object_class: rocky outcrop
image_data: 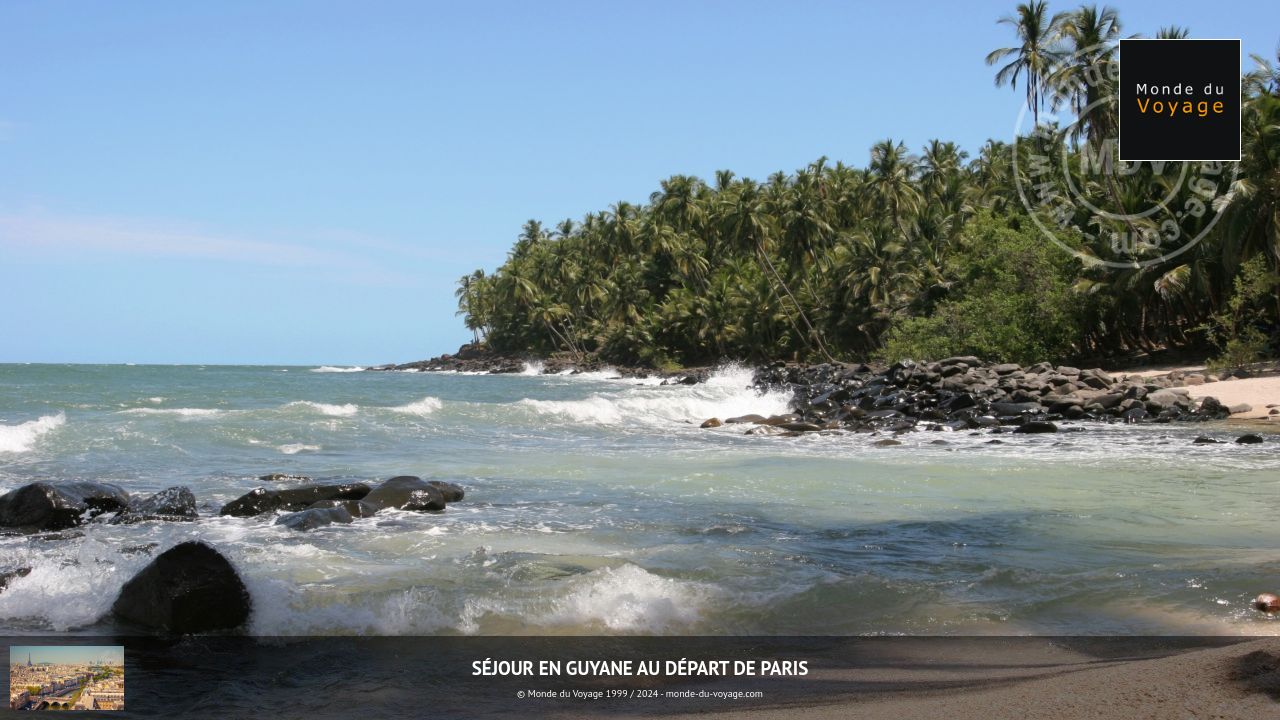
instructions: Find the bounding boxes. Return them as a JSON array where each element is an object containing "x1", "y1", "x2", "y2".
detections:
[
  {"x1": 111, "y1": 486, "x2": 198, "y2": 524},
  {"x1": 0, "y1": 482, "x2": 131, "y2": 532},
  {"x1": 369, "y1": 343, "x2": 708, "y2": 383},
  {"x1": 111, "y1": 541, "x2": 251, "y2": 634},
  {"x1": 219, "y1": 483, "x2": 371, "y2": 517},
  {"x1": 745, "y1": 359, "x2": 1237, "y2": 437}
]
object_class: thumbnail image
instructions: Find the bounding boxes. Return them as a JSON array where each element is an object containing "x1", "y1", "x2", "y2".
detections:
[{"x1": 9, "y1": 646, "x2": 124, "y2": 711}]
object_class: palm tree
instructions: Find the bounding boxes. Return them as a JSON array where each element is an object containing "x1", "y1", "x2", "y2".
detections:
[{"x1": 987, "y1": 1, "x2": 1065, "y2": 125}]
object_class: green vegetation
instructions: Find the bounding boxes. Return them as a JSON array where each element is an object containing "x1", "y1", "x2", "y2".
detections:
[{"x1": 456, "y1": 4, "x2": 1280, "y2": 368}]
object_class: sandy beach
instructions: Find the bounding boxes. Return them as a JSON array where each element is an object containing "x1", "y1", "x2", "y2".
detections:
[
  {"x1": 1117, "y1": 365, "x2": 1280, "y2": 422},
  {"x1": 649, "y1": 638, "x2": 1280, "y2": 720}
]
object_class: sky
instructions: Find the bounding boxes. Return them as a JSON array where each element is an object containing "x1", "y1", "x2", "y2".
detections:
[
  {"x1": 10, "y1": 645, "x2": 124, "y2": 666},
  {"x1": 1, "y1": 0, "x2": 1276, "y2": 365}
]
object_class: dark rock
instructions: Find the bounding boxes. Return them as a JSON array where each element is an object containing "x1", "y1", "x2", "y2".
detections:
[
  {"x1": 724, "y1": 414, "x2": 767, "y2": 424},
  {"x1": 275, "y1": 505, "x2": 354, "y2": 531},
  {"x1": 362, "y1": 476, "x2": 446, "y2": 512},
  {"x1": 0, "y1": 566, "x2": 31, "y2": 591},
  {"x1": 1012, "y1": 421, "x2": 1058, "y2": 434},
  {"x1": 426, "y1": 480, "x2": 465, "y2": 503},
  {"x1": 306, "y1": 498, "x2": 380, "y2": 518},
  {"x1": 1193, "y1": 435, "x2": 1221, "y2": 444},
  {"x1": 111, "y1": 541, "x2": 251, "y2": 634},
  {"x1": 700, "y1": 418, "x2": 722, "y2": 428},
  {"x1": 0, "y1": 482, "x2": 131, "y2": 531},
  {"x1": 219, "y1": 483, "x2": 371, "y2": 517},
  {"x1": 1237, "y1": 434, "x2": 1265, "y2": 445},
  {"x1": 872, "y1": 439, "x2": 902, "y2": 446},
  {"x1": 990, "y1": 402, "x2": 1042, "y2": 416},
  {"x1": 258, "y1": 473, "x2": 311, "y2": 482},
  {"x1": 780, "y1": 422, "x2": 823, "y2": 432},
  {"x1": 112, "y1": 486, "x2": 198, "y2": 524},
  {"x1": 992, "y1": 363, "x2": 1021, "y2": 375}
]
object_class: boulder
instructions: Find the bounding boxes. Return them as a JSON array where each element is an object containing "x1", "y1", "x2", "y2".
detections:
[
  {"x1": 1228, "y1": 403, "x2": 1254, "y2": 415},
  {"x1": 219, "y1": 483, "x2": 370, "y2": 517},
  {"x1": 780, "y1": 422, "x2": 823, "y2": 432},
  {"x1": 275, "y1": 505, "x2": 353, "y2": 531},
  {"x1": 1192, "y1": 435, "x2": 1221, "y2": 444},
  {"x1": 1013, "y1": 421, "x2": 1059, "y2": 434},
  {"x1": 306, "y1": 498, "x2": 380, "y2": 518},
  {"x1": 872, "y1": 438, "x2": 902, "y2": 446},
  {"x1": 362, "y1": 476, "x2": 446, "y2": 512},
  {"x1": 724, "y1": 414, "x2": 767, "y2": 424},
  {"x1": 426, "y1": 480, "x2": 465, "y2": 503},
  {"x1": 990, "y1": 401, "x2": 1042, "y2": 416},
  {"x1": 0, "y1": 482, "x2": 131, "y2": 531},
  {"x1": 111, "y1": 541, "x2": 251, "y2": 634},
  {"x1": 700, "y1": 418, "x2": 722, "y2": 428},
  {"x1": 112, "y1": 486, "x2": 198, "y2": 524},
  {"x1": 1237, "y1": 434, "x2": 1265, "y2": 445}
]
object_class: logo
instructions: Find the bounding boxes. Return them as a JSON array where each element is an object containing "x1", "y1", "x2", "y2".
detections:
[{"x1": 1013, "y1": 40, "x2": 1240, "y2": 269}]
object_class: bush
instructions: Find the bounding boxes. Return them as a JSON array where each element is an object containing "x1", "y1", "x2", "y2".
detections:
[{"x1": 878, "y1": 213, "x2": 1089, "y2": 365}]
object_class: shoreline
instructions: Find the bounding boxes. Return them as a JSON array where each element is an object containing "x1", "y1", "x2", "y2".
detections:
[{"x1": 377, "y1": 346, "x2": 1280, "y2": 437}]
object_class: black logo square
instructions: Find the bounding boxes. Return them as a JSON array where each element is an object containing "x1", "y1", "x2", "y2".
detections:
[{"x1": 1119, "y1": 39, "x2": 1240, "y2": 161}]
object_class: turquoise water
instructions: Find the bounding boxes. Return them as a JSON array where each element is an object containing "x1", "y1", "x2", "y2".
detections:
[{"x1": 1, "y1": 363, "x2": 1278, "y2": 636}]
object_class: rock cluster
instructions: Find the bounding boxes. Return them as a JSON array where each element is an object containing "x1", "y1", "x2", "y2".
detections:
[
  {"x1": 0, "y1": 481, "x2": 131, "y2": 532},
  {"x1": 0, "y1": 476, "x2": 466, "y2": 534},
  {"x1": 370, "y1": 343, "x2": 708, "y2": 383},
  {"x1": 255, "y1": 476, "x2": 466, "y2": 531},
  {"x1": 730, "y1": 358, "x2": 1252, "y2": 437}
]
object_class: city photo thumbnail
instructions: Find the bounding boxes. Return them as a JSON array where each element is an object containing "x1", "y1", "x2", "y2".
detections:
[{"x1": 9, "y1": 646, "x2": 124, "y2": 711}]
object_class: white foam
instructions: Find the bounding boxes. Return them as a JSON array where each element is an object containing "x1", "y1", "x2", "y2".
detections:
[
  {"x1": 387, "y1": 396, "x2": 443, "y2": 417},
  {"x1": 311, "y1": 366, "x2": 365, "y2": 373},
  {"x1": 278, "y1": 443, "x2": 321, "y2": 454},
  {"x1": 119, "y1": 407, "x2": 222, "y2": 417},
  {"x1": 537, "y1": 564, "x2": 710, "y2": 632},
  {"x1": 520, "y1": 360, "x2": 545, "y2": 376},
  {"x1": 0, "y1": 413, "x2": 66, "y2": 453},
  {"x1": 146, "y1": 396, "x2": 166, "y2": 403},
  {"x1": 516, "y1": 364, "x2": 788, "y2": 426},
  {"x1": 285, "y1": 401, "x2": 359, "y2": 417}
]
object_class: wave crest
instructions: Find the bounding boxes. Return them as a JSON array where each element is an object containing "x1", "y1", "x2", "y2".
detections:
[{"x1": 0, "y1": 413, "x2": 66, "y2": 453}]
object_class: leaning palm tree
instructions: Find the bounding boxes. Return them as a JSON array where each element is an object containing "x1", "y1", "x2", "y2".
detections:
[{"x1": 987, "y1": 1, "x2": 1065, "y2": 125}]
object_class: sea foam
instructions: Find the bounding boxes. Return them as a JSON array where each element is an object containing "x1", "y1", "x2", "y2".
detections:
[
  {"x1": 0, "y1": 413, "x2": 66, "y2": 453},
  {"x1": 516, "y1": 364, "x2": 788, "y2": 426},
  {"x1": 284, "y1": 401, "x2": 359, "y2": 417},
  {"x1": 388, "y1": 396, "x2": 444, "y2": 417},
  {"x1": 311, "y1": 366, "x2": 365, "y2": 373}
]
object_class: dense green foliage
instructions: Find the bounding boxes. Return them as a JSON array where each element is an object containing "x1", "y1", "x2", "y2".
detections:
[{"x1": 457, "y1": 4, "x2": 1280, "y2": 368}]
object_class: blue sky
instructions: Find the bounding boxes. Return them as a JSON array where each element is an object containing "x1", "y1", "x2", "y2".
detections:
[
  {"x1": 2, "y1": 1, "x2": 1276, "y2": 364},
  {"x1": 10, "y1": 645, "x2": 123, "y2": 666}
]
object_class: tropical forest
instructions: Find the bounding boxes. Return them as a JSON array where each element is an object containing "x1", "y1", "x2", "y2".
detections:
[{"x1": 454, "y1": 3, "x2": 1280, "y2": 369}]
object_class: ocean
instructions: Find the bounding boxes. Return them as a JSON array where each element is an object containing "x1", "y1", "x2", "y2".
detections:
[{"x1": 0, "y1": 363, "x2": 1277, "y2": 636}]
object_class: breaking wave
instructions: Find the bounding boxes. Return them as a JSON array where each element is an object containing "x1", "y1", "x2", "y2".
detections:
[
  {"x1": 0, "y1": 413, "x2": 66, "y2": 453},
  {"x1": 387, "y1": 396, "x2": 443, "y2": 417},
  {"x1": 310, "y1": 366, "x2": 365, "y2": 373},
  {"x1": 516, "y1": 365, "x2": 788, "y2": 426},
  {"x1": 284, "y1": 401, "x2": 359, "y2": 417}
]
